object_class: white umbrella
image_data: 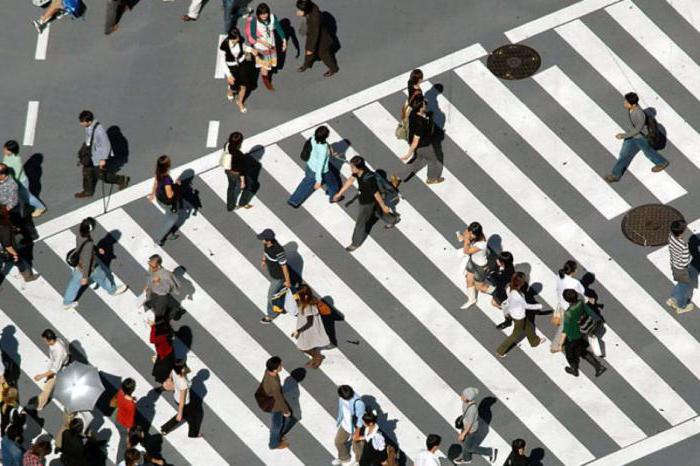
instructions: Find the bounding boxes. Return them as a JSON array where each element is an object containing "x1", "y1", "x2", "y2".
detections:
[{"x1": 53, "y1": 362, "x2": 105, "y2": 412}]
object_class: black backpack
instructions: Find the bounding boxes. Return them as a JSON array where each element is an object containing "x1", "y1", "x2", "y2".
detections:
[
  {"x1": 300, "y1": 138, "x2": 312, "y2": 162},
  {"x1": 371, "y1": 172, "x2": 400, "y2": 210},
  {"x1": 645, "y1": 113, "x2": 667, "y2": 151}
]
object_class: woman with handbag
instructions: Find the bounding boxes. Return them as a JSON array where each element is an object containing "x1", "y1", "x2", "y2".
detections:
[
  {"x1": 395, "y1": 69, "x2": 423, "y2": 141},
  {"x1": 222, "y1": 132, "x2": 255, "y2": 211},
  {"x1": 245, "y1": 3, "x2": 287, "y2": 91},
  {"x1": 495, "y1": 272, "x2": 542, "y2": 358},
  {"x1": 288, "y1": 125, "x2": 341, "y2": 208},
  {"x1": 488, "y1": 251, "x2": 515, "y2": 327},
  {"x1": 219, "y1": 28, "x2": 258, "y2": 113},
  {"x1": 291, "y1": 285, "x2": 330, "y2": 368},
  {"x1": 357, "y1": 410, "x2": 389, "y2": 466},
  {"x1": 147, "y1": 155, "x2": 185, "y2": 247}
]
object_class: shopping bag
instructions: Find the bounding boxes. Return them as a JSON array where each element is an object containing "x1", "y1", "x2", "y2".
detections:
[
  {"x1": 588, "y1": 334, "x2": 602, "y2": 357},
  {"x1": 284, "y1": 289, "x2": 298, "y2": 316}
]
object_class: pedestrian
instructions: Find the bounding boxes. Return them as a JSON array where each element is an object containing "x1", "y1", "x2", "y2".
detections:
[
  {"x1": 182, "y1": 0, "x2": 237, "y2": 31},
  {"x1": 0, "y1": 386, "x2": 21, "y2": 436},
  {"x1": 32, "y1": 0, "x2": 64, "y2": 33},
  {"x1": 454, "y1": 387, "x2": 497, "y2": 464},
  {"x1": 488, "y1": 251, "x2": 514, "y2": 317},
  {"x1": 257, "y1": 229, "x2": 293, "y2": 324},
  {"x1": 291, "y1": 284, "x2": 330, "y2": 368},
  {"x1": 333, "y1": 156, "x2": 399, "y2": 252},
  {"x1": 160, "y1": 360, "x2": 202, "y2": 438},
  {"x1": 32, "y1": 329, "x2": 69, "y2": 411},
  {"x1": 551, "y1": 260, "x2": 588, "y2": 353},
  {"x1": 219, "y1": 30, "x2": 257, "y2": 113},
  {"x1": 0, "y1": 204, "x2": 39, "y2": 283},
  {"x1": 104, "y1": 0, "x2": 131, "y2": 34},
  {"x1": 288, "y1": 125, "x2": 341, "y2": 208},
  {"x1": 667, "y1": 220, "x2": 695, "y2": 314},
  {"x1": 245, "y1": 3, "x2": 287, "y2": 91},
  {"x1": 1, "y1": 424, "x2": 24, "y2": 466},
  {"x1": 117, "y1": 448, "x2": 141, "y2": 466},
  {"x1": 502, "y1": 438, "x2": 529, "y2": 466},
  {"x1": 458, "y1": 222, "x2": 490, "y2": 309},
  {"x1": 54, "y1": 409, "x2": 76, "y2": 452},
  {"x1": 390, "y1": 95, "x2": 444, "y2": 189},
  {"x1": 22, "y1": 438, "x2": 52, "y2": 466},
  {"x1": 396, "y1": 69, "x2": 424, "y2": 141},
  {"x1": 149, "y1": 319, "x2": 175, "y2": 391},
  {"x1": 0, "y1": 164, "x2": 19, "y2": 218},
  {"x1": 604, "y1": 92, "x2": 669, "y2": 182},
  {"x1": 413, "y1": 433, "x2": 441, "y2": 466},
  {"x1": 62, "y1": 217, "x2": 128, "y2": 310},
  {"x1": 60, "y1": 418, "x2": 88, "y2": 466},
  {"x1": 2, "y1": 140, "x2": 46, "y2": 218},
  {"x1": 357, "y1": 410, "x2": 388, "y2": 466},
  {"x1": 222, "y1": 132, "x2": 255, "y2": 210},
  {"x1": 143, "y1": 254, "x2": 184, "y2": 321},
  {"x1": 295, "y1": 0, "x2": 339, "y2": 77},
  {"x1": 126, "y1": 427, "x2": 166, "y2": 465},
  {"x1": 112, "y1": 378, "x2": 136, "y2": 456},
  {"x1": 332, "y1": 385, "x2": 366, "y2": 465},
  {"x1": 495, "y1": 272, "x2": 542, "y2": 358},
  {"x1": 74, "y1": 111, "x2": 130, "y2": 199},
  {"x1": 258, "y1": 357, "x2": 293, "y2": 449},
  {"x1": 557, "y1": 289, "x2": 606, "y2": 378},
  {"x1": 147, "y1": 155, "x2": 185, "y2": 247}
]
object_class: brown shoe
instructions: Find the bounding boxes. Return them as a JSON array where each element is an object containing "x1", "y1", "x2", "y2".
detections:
[
  {"x1": 426, "y1": 177, "x2": 445, "y2": 185},
  {"x1": 74, "y1": 191, "x2": 93, "y2": 198},
  {"x1": 651, "y1": 161, "x2": 669, "y2": 172},
  {"x1": 275, "y1": 441, "x2": 289, "y2": 450},
  {"x1": 181, "y1": 15, "x2": 196, "y2": 21},
  {"x1": 603, "y1": 174, "x2": 619, "y2": 183}
]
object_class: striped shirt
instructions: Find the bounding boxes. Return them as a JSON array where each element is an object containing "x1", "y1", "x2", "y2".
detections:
[{"x1": 669, "y1": 233, "x2": 691, "y2": 269}]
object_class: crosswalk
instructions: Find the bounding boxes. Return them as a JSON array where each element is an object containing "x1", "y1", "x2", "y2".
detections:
[{"x1": 4, "y1": 1, "x2": 700, "y2": 464}]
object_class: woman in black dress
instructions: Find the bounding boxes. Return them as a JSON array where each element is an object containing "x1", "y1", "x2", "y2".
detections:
[
  {"x1": 219, "y1": 27, "x2": 257, "y2": 114},
  {"x1": 358, "y1": 411, "x2": 389, "y2": 466}
]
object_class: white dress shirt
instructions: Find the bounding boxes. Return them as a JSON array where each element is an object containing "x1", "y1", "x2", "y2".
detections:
[
  {"x1": 414, "y1": 449, "x2": 441, "y2": 466},
  {"x1": 503, "y1": 289, "x2": 542, "y2": 320},
  {"x1": 47, "y1": 338, "x2": 69, "y2": 374}
]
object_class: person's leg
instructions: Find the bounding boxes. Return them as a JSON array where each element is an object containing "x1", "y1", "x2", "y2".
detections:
[
  {"x1": 496, "y1": 318, "x2": 525, "y2": 355},
  {"x1": 184, "y1": 403, "x2": 203, "y2": 437},
  {"x1": 266, "y1": 278, "x2": 285, "y2": 318},
  {"x1": 463, "y1": 432, "x2": 493, "y2": 460},
  {"x1": 91, "y1": 260, "x2": 118, "y2": 294},
  {"x1": 225, "y1": 171, "x2": 240, "y2": 210},
  {"x1": 104, "y1": 0, "x2": 120, "y2": 33},
  {"x1": 268, "y1": 411, "x2": 283, "y2": 448},
  {"x1": 54, "y1": 411, "x2": 74, "y2": 448},
  {"x1": 62, "y1": 268, "x2": 84, "y2": 305},
  {"x1": 524, "y1": 318, "x2": 541, "y2": 346},
  {"x1": 302, "y1": 50, "x2": 317, "y2": 69},
  {"x1": 334, "y1": 427, "x2": 351, "y2": 461},
  {"x1": 352, "y1": 438, "x2": 364, "y2": 463},
  {"x1": 82, "y1": 166, "x2": 97, "y2": 195},
  {"x1": 36, "y1": 376, "x2": 57, "y2": 411},
  {"x1": 160, "y1": 413, "x2": 181, "y2": 435},
  {"x1": 156, "y1": 208, "x2": 179, "y2": 243},
  {"x1": 636, "y1": 137, "x2": 668, "y2": 166},
  {"x1": 322, "y1": 170, "x2": 340, "y2": 201},
  {"x1": 238, "y1": 175, "x2": 255, "y2": 206},
  {"x1": 40, "y1": 0, "x2": 63, "y2": 22},
  {"x1": 288, "y1": 167, "x2": 317, "y2": 207},
  {"x1": 424, "y1": 143, "x2": 443, "y2": 181},
  {"x1": 222, "y1": 0, "x2": 235, "y2": 33},
  {"x1": 237, "y1": 85, "x2": 248, "y2": 112},
  {"x1": 671, "y1": 281, "x2": 691, "y2": 308},
  {"x1": 185, "y1": 0, "x2": 204, "y2": 19},
  {"x1": 318, "y1": 46, "x2": 339, "y2": 73},
  {"x1": 350, "y1": 203, "x2": 376, "y2": 248},
  {"x1": 564, "y1": 339, "x2": 581, "y2": 372},
  {"x1": 611, "y1": 139, "x2": 639, "y2": 179}
]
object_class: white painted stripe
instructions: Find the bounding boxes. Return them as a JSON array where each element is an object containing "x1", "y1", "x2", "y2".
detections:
[
  {"x1": 206, "y1": 121, "x2": 220, "y2": 148},
  {"x1": 34, "y1": 24, "x2": 50, "y2": 60},
  {"x1": 607, "y1": 1, "x2": 700, "y2": 100},
  {"x1": 442, "y1": 70, "x2": 700, "y2": 382},
  {"x1": 214, "y1": 34, "x2": 227, "y2": 79},
  {"x1": 4, "y1": 274, "x2": 228, "y2": 465},
  {"x1": 354, "y1": 103, "x2": 648, "y2": 446},
  {"x1": 35, "y1": 43, "x2": 488, "y2": 241},
  {"x1": 505, "y1": 0, "x2": 623, "y2": 43},
  {"x1": 199, "y1": 168, "x2": 514, "y2": 459},
  {"x1": 43, "y1": 230, "x2": 293, "y2": 466},
  {"x1": 457, "y1": 61, "x2": 629, "y2": 220},
  {"x1": 23, "y1": 101, "x2": 39, "y2": 146},
  {"x1": 556, "y1": 20, "x2": 700, "y2": 171},
  {"x1": 156, "y1": 196, "x2": 430, "y2": 461},
  {"x1": 97, "y1": 209, "x2": 333, "y2": 461},
  {"x1": 533, "y1": 66, "x2": 686, "y2": 204},
  {"x1": 214, "y1": 145, "x2": 594, "y2": 465},
  {"x1": 588, "y1": 416, "x2": 700, "y2": 466},
  {"x1": 419, "y1": 89, "x2": 695, "y2": 427},
  {"x1": 666, "y1": 0, "x2": 700, "y2": 34}
]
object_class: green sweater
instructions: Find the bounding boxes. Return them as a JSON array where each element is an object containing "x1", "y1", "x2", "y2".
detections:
[
  {"x1": 1, "y1": 154, "x2": 26, "y2": 184},
  {"x1": 563, "y1": 301, "x2": 594, "y2": 341}
]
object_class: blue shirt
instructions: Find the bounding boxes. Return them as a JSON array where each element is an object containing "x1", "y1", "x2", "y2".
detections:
[
  {"x1": 1, "y1": 436, "x2": 24, "y2": 466},
  {"x1": 306, "y1": 139, "x2": 330, "y2": 184}
]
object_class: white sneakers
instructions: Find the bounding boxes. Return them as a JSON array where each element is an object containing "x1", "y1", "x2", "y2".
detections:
[
  {"x1": 331, "y1": 459, "x2": 357, "y2": 466},
  {"x1": 113, "y1": 284, "x2": 128, "y2": 296},
  {"x1": 63, "y1": 301, "x2": 78, "y2": 311}
]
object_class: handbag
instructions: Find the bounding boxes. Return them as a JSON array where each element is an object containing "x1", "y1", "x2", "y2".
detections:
[
  {"x1": 65, "y1": 239, "x2": 92, "y2": 267},
  {"x1": 254, "y1": 383, "x2": 275, "y2": 412},
  {"x1": 283, "y1": 289, "x2": 299, "y2": 316},
  {"x1": 588, "y1": 334, "x2": 602, "y2": 357},
  {"x1": 316, "y1": 299, "x2": 332, "y2": 316},
  {"x1": 219, "y1": 144, "x2": 232, "y2": 170},
  {"x1": 394, "y1": 120, "x2": 408, "y2": 141},
  {"x1": 550, "y1": 310, "x2": 562, "y2": 327},
  {"x1": 672, "y1": 267, "x2": 691, "y2": 284}
]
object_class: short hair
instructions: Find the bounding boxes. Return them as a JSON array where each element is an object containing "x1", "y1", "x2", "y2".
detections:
[
  {"x1": 296, "y1": 0, "x2": 312, "y2": 13},
  {"x1": 121, "y1": 378, "x2": 136, "y2": 396},
  {"x1": 349, "y1": 156, "x2": 366, "y2": 170},
  {"x1": 426, "y1": 433, "x2": 441, "y2": 450},
  {"x1": 314, "y1": 125, "x2": 330, "y2": 144},
  {"x1": 148, "y1": 254, "x2": 163, "y2": 266},
  {"x1": 41, "y1": 329, "x2": 57, "y2": 341},
  {"x1": 78, "y1": 217, "x2": 96, "y2": 239},
  {"x1": 69, "y1": 417, "x2": 84, "y2": 434},
  {"x1": 670, "y1": 220, "x2": 686, "y2": 237},
  {"x1": 362, "y1": 410, "x2": 377, "y2": 424},
  {"x1": 79, "y1": 110, "x2": 94, "y2": 123},
  {"x1": 266, "y1": 356, "x2": 282, "y2": 372},
  {"x1": 256, "y1": 2, "x2": 270, "y2": 17},
  {"x1": 624, "y1": 92, "x2": 639, "y2": 105},
  {"x1": 3, "y1": 140, "x2": 19, "y2": 154},
  {"x1": 0, "y1": 164, "x2": 8, "y2": 176},
  {"x1": 337, "y1": 385, "x2": 354, "y2": 400},
  {"x1": 228, "y1": 131, "x2": 244, "y2": 151},
  {"x1": 6, "y1": 424, "x2": 23, "y2": 442},
  {"x1": 563, "y1": 288, "x2": 579, "y2": 304},
  {"x1": 124, "y1": 448, "x2": 142, "y2": 466},
  {"x1": 512, "y1": 438, "x2": 526, "y2": 452},
  {"x1": 227, "y1": 27, "x2": 242, "y2": 41}
]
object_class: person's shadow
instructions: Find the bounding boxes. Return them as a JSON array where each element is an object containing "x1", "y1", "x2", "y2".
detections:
[
  {"x1": 282, "y1": 368, "x2": 305, "y2": 422},
  {"x1": 321, "y1": 11, "x2": 341, "y2": 53},
  {"x1": 284, "y1": 241, "x2": 304, "y2": 284},
  {"x1": 106, "y1": 126, "x2": 129, "y2": 174},
  {"x1": 23, "y1": 153, "x2": 44, "y2": 199},
  {"x1": 191, "y1": 368, "x2": 210, "y2": 424},
  {"x1": 174, "y1": 325, "x2": 193, "y2": 359},
  {"x1": 245, "y1": 145, "x2": 265, "y2": 197},
  {"x1": 279, "y1": 18, "x2": 299, "y2": 61},
  {"x1": 173, "y1": 266, "x2": 196, "y2": 303},
  {"x1": 178, "y1": 168, "x2": 202, "y2": 217},
  {"x1": 0, "y1": 326, "x2": 21, "y2": 386},
  {"x1": 96, "y1": 230, "x2": 121, "y2": 269},
  {"x1": 319, "y1": 295, "x2": 343, "y2": 347}
]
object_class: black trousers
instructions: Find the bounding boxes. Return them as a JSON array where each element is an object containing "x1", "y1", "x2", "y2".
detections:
[
  {"x1": 351, "y1": 202, "x2": 398, "y2": 247},
  {"x1": 104, "y1": 0, "x2": 127, "y2": 33},
  {"x1": 225, "y1": 171, "x2": 254, "y2": 210},
  {"x1": 82, "y1": 166, "x2": 125, "y2": 195},
  {"x1": 160, "y1": 402, "x2": 202, "y2": 438},
  {"x1": 303, "y1": 45, "x2": 339, "y2": 72},
  {"x1": 564, "y1": 338, "x2": 601, "y2": 371}
]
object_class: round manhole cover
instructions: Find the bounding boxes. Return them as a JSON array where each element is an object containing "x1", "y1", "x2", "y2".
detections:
[
  {"x1": 486, "y1": 44, "x2": 541, "y2": 80},
  {"x1": 621, "y1": 204, "x2": 685, "y2": 246}
]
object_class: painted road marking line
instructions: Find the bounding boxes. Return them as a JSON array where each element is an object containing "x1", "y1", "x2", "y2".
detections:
[
  {"x1": 505, "y1": 0, "x2": 623, "y2": 43},
  {"x1": 34, "y1": 24, "x2": 50, "y2": 60},
  {"x1": 4, "y1": 273, "x2": 228, "y2": 465},
  {"x1": 457, "y1": 61, "x2": 629, "y2": 220},
  {"x1": 23, "y1": 101, "x2": 39, "y2": 146},
  {"x1": 35, "y1": 43, "x2": 488, "y2": 241},
  {"x1": 533, "y1": 66, "x2": 686, "y2": 204},
  {"x1": 214, "y1": 34, "x2": 227, "y2": 79},
  {"x1": 44, "y1": 230, "x2": 291, "y2": 466},
  {"x1": 354, "y1": 103, "x2": 648, "y2": 447},
  {"x1": 99, "y1": 210, "x2": 335, "y2": 461},
  {"x1": 557, "y1": 20, "x2": 700, "y2": 171},
  {"x1": 666, "y1": 0, "x2": 700, "y2": 34},
  {"x1": 206, "y1": 120, "x2": 220, "y2": 148},
  {"x1": 200, "y1": 168, "x2": 512, "y2": 460},
  {"x1": 607, "y1": 1, "x2": 700, "y2": 101}
]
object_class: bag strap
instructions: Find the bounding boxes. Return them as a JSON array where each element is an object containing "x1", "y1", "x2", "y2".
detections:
[{"x1": 88, "y1": 122, "x2": 100, "y2": 147}]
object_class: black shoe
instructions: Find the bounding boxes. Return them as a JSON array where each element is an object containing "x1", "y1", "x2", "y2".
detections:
[
  {"x1": 297, "y1": 65, "x2": 310, "y2": 72},
  {"x1": 565, "y1": 366, "x2": 579, "y2": 377},
  {"x1": 345, "y1": 244, "x2": 358, "y2": 252},
  {"x1": 595, "y1": 366, "x2": 607, "y2": 378}
]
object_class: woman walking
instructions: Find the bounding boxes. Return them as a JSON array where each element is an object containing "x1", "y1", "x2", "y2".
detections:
[
  {"x1": 357, "y1": 411, "x2": 388, "y2": 466},
  {"x1": 495, "y1": 272, "x2": 542, "y2": 358},
  {"x1": 458, "y1": 222, "x2": 489, "y2": 309},
  {"x1": 288, "y1": 126, "x2": 341, "y2": 208},
  {"x1": 149, "y1": 319, "x2": 175, "y2": 391},
  {"x1": 147, "y1": 155, "x2": 185, "y2": 247},
  {"x1": 22, "y1": 438, "x2": 52, "y2": 466},
  {"x1": 551, "y1": 260, "x2": 588, "y2": 353},
  {"x1": 160, "y1": 360, "x2": 202, "y2": 438},
  {"x1": 291, "y1": 285, "x2": 330, "y2": 368},
  {"x1": 245, "y1": 3, "x2": 287, "y2": 91},
  {"x1": 113, "y1": 378, "x2": 137, "y2": 457},
  {"x1": 488, "y1": 251, "x2": 515, "y2": 326},
  {"x1": 219, "y1": 28, "x2": 257, "y2": 113},
  {"x1": 222, "y1": 132, "x2": 255, "y2": 211}
]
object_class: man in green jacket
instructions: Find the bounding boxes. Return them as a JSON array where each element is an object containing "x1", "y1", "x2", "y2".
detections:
[{"x1": 559, "y1": 289, "x2": 606, "y2": 378}]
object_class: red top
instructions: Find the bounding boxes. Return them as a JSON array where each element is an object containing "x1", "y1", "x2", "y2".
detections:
[
  {"x1": 116, "y1": 389, "x2": 136, "y2": 430},
  {"x1": 150, "y1": 326, "x2": 173, "y2": 359}
]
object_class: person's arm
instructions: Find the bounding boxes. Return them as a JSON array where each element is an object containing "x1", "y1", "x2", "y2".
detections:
[
  {"x1": 304, "y1": 10, "x2": 320, "y2": 55},
  {"x1": 92, "y1": 125, "x2": 111, "y2": 167},
  {"x1": 618, "y1": 108, "x2": 646, "y2": 139},
  {"x1": 524, "y1": 301, "x2": 543, "y2": 311},
  {"x1": 292, "y1": 315, "x2": 314, "y2": 338},
  {"x1": 244, "y1": 16, "x2": 257, "y2": 45},
  {"x1": 4, "y1": 244, "x2": 20, "y2": 263},
  {"x1": 333, "y1": 176, "x2": 355, "y2": 201},
  {"x1": 78, "y1": 241, "x2": 94, "y2": 281},
  {"x1": 373, "y1": 191, "x2": 391, "y2": 214},
  {"x1": 176, "y1": 384, "x2": 187, "y2": 421},
  {"x1": 164, "y1": 183, "x2": 174, "y2": 200},
  {"x1": 281, "y1": 264, "x2": 292, "y2": 289},
  {"x1": 402, "y1": 134, "x2": 420, "y2": 161},
  {"x1": 269, "y1": 379, "x2": 291, "y2": 415}
]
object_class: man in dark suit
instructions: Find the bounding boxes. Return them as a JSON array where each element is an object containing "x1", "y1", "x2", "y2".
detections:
[{"x1": 295, "y1": 0, "x2": 339, "y2": 77}]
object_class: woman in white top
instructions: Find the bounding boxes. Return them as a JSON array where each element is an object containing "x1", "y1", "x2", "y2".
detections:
[
  {"x1": 160, "y1": 361, "x2": 202, "y2": 438},
  {"x1": 458, "y1": 222, "x2": 491, "y2": 309},
  {"x1": 496, "y1": 272, "x2": 542, "y2": 357},
  {"x1": 551, "y1": 260, "x2": 592, "y2": 353}
]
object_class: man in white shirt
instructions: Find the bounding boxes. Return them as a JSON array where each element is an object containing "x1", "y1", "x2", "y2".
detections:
[
  {"x1": 33, "y1": 329, "x2": 69, "y2": 410},
  {"x1": 414, "y1": 434, "x2": 442, "y2": 466}
]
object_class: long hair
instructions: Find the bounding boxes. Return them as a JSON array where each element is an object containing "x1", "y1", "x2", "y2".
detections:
[
  {"x1": 296, "y1": 284, "x2": 317, "y2": 311},
  {"x1": 508, "y1": 271, "x2": 527, "y2": 292},
  {"x1": 558, "y1": 260, "x2": 577, "y2": 279},
  {"x1": 407, "y1": 68, "x2": 423, "y2": 95},
  {"x1": 155, "y1": 155, "x2": 171, "y2": 183}
]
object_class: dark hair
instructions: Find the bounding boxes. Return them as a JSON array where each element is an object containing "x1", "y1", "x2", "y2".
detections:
[
  {"x1": 227, "y1": 27, "x2": 242, "y2": 41},
  {"x1": 362, "y1": 410, "x2": 377, "y2": 424},
  {"x1": 624, "y1": 92, "x2": 639, "y2": 105},
  {"x1": 124, "y1": 448, "x2": 142, "y2": 466},
  {"x1": 498, "y1": 251, "x2": 514, "y2": 275},
  {"x1": 256, "y1": 3, "x2": 271, "y2": 18},
  {"x1": 0, "y1": 164, "x2": 8, "y2": 176},
  {"x1": 314, "y1": 125, "x2": 330, "y2": 144},
  {"x1": 121, "y1": 378, "x2": 136, "y2": 396},
  {"x1": 79, "y1": 110, "x2": 94, "y2": 123},
  {"x1": 337, "y1": 385, "x2": 354, "y2": 400},
  {"x1": 155, "y1": 155, "x2": 171, "y2": 183},
  {"x1": 563, "y1": 288, "x2": 579, "y2": 304},
  {"x1": 467, "y1": 222, "x2": 485, "y2": 242},
  {"x1": 512, "y1": 438, "x2": 526, "y2": 452},
  {"x1": 173, "y1": 359, "x2": 189, "y2": 376},
  {"x1": 266, "y1": 356, "x2": 282, "y2": 372},
  {"x1": 349, "y1": 155, "x2": 367, "y2": 171},
  {"x1": 409, "y1": 95, "x2": 425, "y2": 112},
  {"x1": 296, "y1": 0, "x2": 312, "y2": 13},
  {"x1": 509, "y1": 271, "x2": 526, "y2": 292},
  {"x1": 228, "y1": 131, "x2": 244, "y2": 151},
  {"x1": 670, "y1": 220, "x2": 686, "y2": 237},
  {"x1": 148, "y1": 254, "x2": 163, "y2": 266},
  {"x1": 407, "y1": 69, "x2": 423, "y2": 93},
  {"x1": 296, "y1": 284, "x2": 317, "y2": 309},
  {"x1": 41, "y1": 329, "x2": 57, "y2": 341},
  {"x1": 30, "y1": 439, "x2": 52, "y2": 456},
  {"x1": 69, "y1": 417, "x2": 84, "y2": 434},
  {"x1": 154, "y1": 319, "x2": 172, "y2": 337},
  {"x1": 426, "y1": 433, "x2": 441, "y2": 450},
  {"x1": 6, "y1": 424, "x2": 23, "y2": 442},
  {"x1": 558, "y1": 260, "x2": 577, "y2": 279},
  {"x1": 3, "y1": 140, "x2": 19, "y2": 154},
  {"x1": 78, "y1": 217, "x2": 96, "y2": 239}
]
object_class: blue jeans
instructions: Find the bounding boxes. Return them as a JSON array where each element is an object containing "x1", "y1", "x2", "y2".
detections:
[
  {"x1": 460, "y1": 431, "x2": 493, "y2": 462},
  {"x1": 269, "y1": 411, "x2": 295, "y2": 449},
  {"x1": 672, "y1": 281, "x2": 692, "y2": 308},
  {"x1": 267, "y1": 277, "x2": 286, "y2": 318},
  {"x1": 156, "y1": 202, "x2": 189, "y2": 243},
  {"x1": 19, "y1": 179, "x2": 45, "y2": 211},
  {"x1": 287, "y1": 167, "x2": 340, "y2": 207},
  {"x1": 62, "y1": 261, "x2": 117, "y2": 305},
  {"x1": 612, "y1": 137, "x2": 668, "y2": 178},
  {"x1": 223, "y1": 0, "x2": 236, "y2": 33}
]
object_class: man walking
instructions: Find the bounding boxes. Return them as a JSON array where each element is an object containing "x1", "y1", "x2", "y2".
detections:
[
  {"x1": 558, "y1": 289, "x2": 606, "y2": 377},
  {"x1": 257, "y1": 229, "x2": 293, "y2": 324},
  {"x1": 75, "y1": 110, "x2": 130, "y2": 199},
  {"x1": 333, "y1": 156, "x2": 399, "y2": 252},
  {"x1": 33, "y1": 329, "x2": 69, "y2": 411},
  {"x1": 667, "y1": 220, "x2": 695, "y2": 314},
  {"x1": 454, "y1": 387, "x2": 497, "y2": 464},
  {"x1": 143, "y1": 254, "x2": 184, "y2": 321},
  {"x1": 182, "y1": 0, "x2": 237, "y2": 32},
  {"x1": 414, "y1": 434, "x2": 441, "y2": 466},
  {"x1": 332, "y1": 385, "x2": 365, "y2": 465},
  {"x1": 296, "y1": 0, "x2": 339, "y2": 77},
  {"x1": 604, "y1": 92, "x2": 669, "y2": 182},
  {"x1": 261, "y1": 356, "x2": 293, "y2": 450}
]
